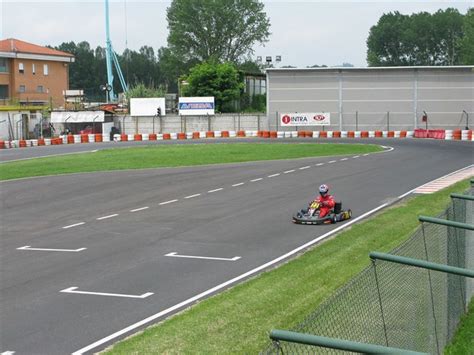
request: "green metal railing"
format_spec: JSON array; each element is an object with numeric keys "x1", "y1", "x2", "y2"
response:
[{"x1": 264, "y1": 188, "x2": 473, "y2": 354}]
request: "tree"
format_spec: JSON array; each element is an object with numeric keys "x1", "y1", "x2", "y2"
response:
[
  {"x1": 182, "y1": 61, "x2": 244, "y2": 112},
  {"x1": 166, "y1": 0, "x2": 270, "y2": 63},
  {"x1": 367, "y1": 9, "x2": 465, "y2": 66},
  {"x1": 459, "y1": 8, "x2": 474, "y2": 64}
]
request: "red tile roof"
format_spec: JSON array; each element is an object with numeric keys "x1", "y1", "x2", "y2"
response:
[{"x1": 0, "y1": 38, "x2": 74, "y2": 57}]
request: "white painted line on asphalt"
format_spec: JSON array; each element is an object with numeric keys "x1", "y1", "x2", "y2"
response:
[
  {"x1": 340, "y1": 158, "x2": 348, "y2": 161},
  {"x1": 2, "y1": 351, "x2": 15, "y2": 355},
  {"x1": 165, "y1": 252, "x2": 241, "y2": 262},
  {"x1": 284, "y1": 170, "x2": 295, "y2": 174},
  {"x1": 17, "y1": 246, "x2": 86, "y2": 252},
  {"x1": 316, "y1": 163, "x2": 324, "y2": 166},
  {"x1": 251, "y1": 178, "x2": 263, "y2": 182},
  {"x1": 208, "y1": 188, "x2": 223, "y2": 193},
  {"x1": 328, "y1": 160, "x2": 337, "y2": 164},
  {"x1": 232, "y1": 183, "x2": 245, "y2": 187},
  {"x1": 363, "y1": 153, "x2": 370, "y2": 156},
  {"x1": 353, "y1": 155, "x2": 360, "y2": 158},
  {"x1": 72, "y1": 200, "x2": 394, "y2": 355},
  {"x1": 159, "y1": 199, "x2": 178, "y2": 205},
  {"x1": 184, "y1": 194, "x2": 201, "y2": 199},
  {"x1": 62, "y1": 222, "x2": 85, "y2": 229},
  {"x1": 299, "y1": 166, "x2": 310, "y2": 170},
  {"x1": 60, "y1": 287, "x2": 153, "y2": 299},
  {"x1": 97, "y1": 214, "x2": 118, "y2": 220},
  {"x1": 130, "y1": 207, "x2": 149, "y2": 212},
  {"x1": 268, "y1": 173, "x2": 280, "y2": 178}
]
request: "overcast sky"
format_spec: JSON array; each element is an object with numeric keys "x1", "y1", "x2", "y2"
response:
[{"x1": 1, "y1": 0, "x2": 472, "y2": 68}]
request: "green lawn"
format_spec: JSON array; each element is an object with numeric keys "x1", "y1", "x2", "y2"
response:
[
  {"x1": 444, "y1": 299, "x2": 474, "y2": 355},
  {"x1": 0, "y1": 143, "x2": 382, "y2": 180},
  {"x1": 104, "y1": 179, "x2": 472, "y2": 354}
]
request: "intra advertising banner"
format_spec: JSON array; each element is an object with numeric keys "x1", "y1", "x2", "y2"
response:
[
  {"x1": 179, "y1": 97, "x2": 215, "y2": 116},
  {"x1": 280, "y1": 112, "x2": 330, "y2": 126}
]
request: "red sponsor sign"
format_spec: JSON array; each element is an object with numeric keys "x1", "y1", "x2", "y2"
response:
[{"x1": 280, "y1": 112, "x2": 330, "y2": 126}]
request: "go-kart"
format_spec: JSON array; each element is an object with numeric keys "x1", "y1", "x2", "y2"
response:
[{"x1": 292, "y1": 201, "x2": 352, "y2": 225}]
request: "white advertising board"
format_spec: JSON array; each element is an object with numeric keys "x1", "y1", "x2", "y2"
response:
[
  {"x1": 280, "y1": 112, "x2": 330, "y2": 126},
  {"x1": 130, "y1": 98, "x2": 166, "y2": 116},
  {"x1": 51, "y1": 111, "x2": 104, "y2": 123},
  {"x1": 179, "y1": 97, "x2": 215, "y2": 116}
]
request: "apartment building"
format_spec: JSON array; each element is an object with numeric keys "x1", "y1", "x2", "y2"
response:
[{"x1": 0, "y1": 38, "x2": 74, "y2": 108}]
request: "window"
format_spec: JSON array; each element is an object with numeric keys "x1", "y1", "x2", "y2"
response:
[
  {"x1": 19, "y1": 62, "x2": 24, "y2": 74},
  {"x1": 36, "y1": 85, "x2": 44, "y2": 93},
  {"x1": 19, "y1": 85, "x2": 26, "y2": 93},
  {"x1": 0, "y1": 58, "x2": 8, "y2": 72},
  {"x1": 0, "y1": 85, "x2": 8, "y2": 99},
  {"x1": 32, "y1": 63, "x2": 36, "y2": 74},
  {"x1": 43, "y1": 64, "x2": 49, "y2": 76}
]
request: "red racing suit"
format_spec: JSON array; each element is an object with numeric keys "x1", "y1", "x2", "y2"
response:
[{"x1": 313, "y1": 194, "x2": 335, "y2": 218}]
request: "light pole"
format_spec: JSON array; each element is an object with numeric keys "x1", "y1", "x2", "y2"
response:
[{"x1": 100, "y1": 84, "x2": 113, "y2": 103}]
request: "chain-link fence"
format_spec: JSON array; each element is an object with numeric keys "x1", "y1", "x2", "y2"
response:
[{"x1": 263, "y1": 188, "x2": 473, "y2": 354}]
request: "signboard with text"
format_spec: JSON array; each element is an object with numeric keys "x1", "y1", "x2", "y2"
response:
[
  {"x1": 280, "y1": 112, "x2": 330, "y2": 126},
  {"x1": 179, "y1": 97, "x2": 215, "y2": 116}
]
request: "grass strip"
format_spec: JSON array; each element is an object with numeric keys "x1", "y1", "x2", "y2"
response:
[
  {"x1": 105, "y1": 179, "x2": 472, "y2": 354},
  {"x1": 444, "y1": 298, "x2": 474, "y2": 355},
  {"x1": 0, "y1": 143, "x2": 382, "y2": 180}
]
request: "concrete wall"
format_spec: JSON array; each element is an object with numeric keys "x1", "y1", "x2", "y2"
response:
[
  {"x1": 113, "y1": 113, "x2": 268, "y2": 134},
  {"x1": 267, "y1": 66, "x2": 474, "y2": 131}
]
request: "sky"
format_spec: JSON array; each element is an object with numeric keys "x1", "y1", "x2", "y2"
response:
[{"x1": 1, "y1": 0, "x2": 472, "y2": 68}]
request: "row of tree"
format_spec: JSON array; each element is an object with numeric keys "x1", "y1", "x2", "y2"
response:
[
  {"x1": 52, "y1": 3, "x2": 473, "y2": 111},
  {"x1": 367, "y1": 8, "x2": 474, "y2": 66}
]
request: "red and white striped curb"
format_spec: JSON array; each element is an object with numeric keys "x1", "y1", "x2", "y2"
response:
[
  {"x1": 1, "y1": 129, "x2": 472, "y2": 149},
  {"x1": 413, "y1": 166, "x2": 474, "y2": 194}
]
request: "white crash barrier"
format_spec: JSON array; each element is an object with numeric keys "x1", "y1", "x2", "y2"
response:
[
  {"x1": 214, "y1": 130, "x2": 222, "y2": 138},
  {"x1": 229, "y1": 130, "x2": 236, "y2": 138},
  {"x1": 102, "y1": 134, "x2": 110, "y2": 142}
]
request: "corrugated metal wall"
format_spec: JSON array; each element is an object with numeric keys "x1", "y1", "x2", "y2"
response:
[{"x1": 267, "y1": 67, "x2": 474, "y2": 131}]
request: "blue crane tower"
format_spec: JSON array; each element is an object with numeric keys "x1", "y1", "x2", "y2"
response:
[{"x1": 104, "y1": 0, "x2": 128, "y2": 102}]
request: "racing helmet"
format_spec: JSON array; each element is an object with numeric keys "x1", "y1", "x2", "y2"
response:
[{"x1": 319, "y1": 184, "x2": 329, "y2": 196}]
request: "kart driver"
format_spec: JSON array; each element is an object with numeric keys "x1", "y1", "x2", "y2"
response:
[{"x1": 312, "y1": 184, "x2": 335, "y2": 218}]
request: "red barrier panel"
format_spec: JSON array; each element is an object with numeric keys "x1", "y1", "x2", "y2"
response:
[
  {"x1": 262, "y1": 131, "x2": 270, "y2": 138},
  {"x1": 297, "y1": 131, "x2": 306, "y2": 138},
  {"x1": 120, "y1": 134, "x2": 128, "y2": 141},
  {"x1": 149, "y1": 133, "x2": 157, "y2": 140},
  {"x1": 387, "y1": 131, "x2": 395, "y2": 138},
  {"x1": 134, "y1": 134, "x2": 143, "y2": 141},
  {"x1": 237, "y1": 130, "x2": 246, "y2": 137},
  {"x1": 206, "y1": 131, "x2": 214, "y2": 138},
  {"x1": 81, "y1": 134, "x2": 89, "y2": 143},
  {"x1": 333, "y1": 131, "x2": 341, "y2": 138},
  {"x1": 347, "y1": 131, "x2": 355, "y2": 138},
  {"x1": 0, "y1": 140, "x2": 5, "y2": 149},
  {"x1": 95, "y1": 134, "x2": 103, "y2": 142},
  {"x1": 414, "y1": 129, "x2": 428, "y2": 138},
  {"x1": 38, "y1": 138, "x2": 45, "y2": 146},
  {"x1": 177, "y1": 132, "x2": 186, "y2": 140},
  {"x1": 319, "y1": 131, "x2": 327, "y2": 138},
  {"x1": 428, "y1": 130, "x2": 445, "y2": 139},
  {"x1": 67, "y1": 135, "x2": 74, "y2": 144},
  {"x1": 221, "y1": 131, "x2": 230, "y2": 138},
  {"x1": 361, "y1": 131, "x2": 369, "y2": 138},
  {"x1": 374, "y1": 131, "x2": 383, "y2": 137},
  {"x1": 270, "y1": 131, "x2": 278, "y2": 138},
  {"x1": 305, "y1": 131, "x2": 313, "y2": 137},
  {"x1": 192, "y1": 132, "x2": 200, "y2": 139},
  {"x1": 400, "y1": 131, "x2": 407, "y2": 138},
  {"x1": 163, "y1": 133, "x2": 171, "y2": 140}
]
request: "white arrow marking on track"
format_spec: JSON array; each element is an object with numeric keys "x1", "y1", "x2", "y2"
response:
[
  {"x1": 17, "y1": 246, "x2": 86, "y2": 252},
  {"x1": 60, "y1": 287, "x2": 153, "y2": 299},
  {"x1": 165, "y1": 252, "x2": 241, "y2": 262}
]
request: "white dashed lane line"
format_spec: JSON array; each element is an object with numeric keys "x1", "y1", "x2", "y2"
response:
[
  {"x1": 316, "y1": 163, "x2": 324, "y2": 166},
  {"x1": 340, "y1": 158, "x2": 348, "y2": 161},
  {"x1": 299, "y1": 166, "x2": 310, "y2": 170},
  {"x1": 284, "y1": 170, "x2": 295, "y2": 174},
  {"x1": 363, "y1": 153, "x2": 370, "y2": 156},
  {"x1": 232, "y1": 183, "x2": 245, "y2": 187},
  {"x1": 159, "y1": 199, "x2": 178, "y2": 205},
  {"x1": 184, "y1": 194, "x2": 201, "y2": 199},
  {"x1": 208, "y1": 188, "x2": 223, "y2": 193},
  {"x1": 63, "y1": 222, "x2": 85, "y2": 229},
  {"x1": 353, "y1": 155, "x2": 360, "y2": 158},
  {"x1": 130, "y1": 207, "x2": 149, "y2": 212},
  {"x1": 268, "y1": 173, "x2": 280, "y2": 178},
  {"x1": 251, "y1": 178, "x2": 263, "y2": 182},
  {"x1": 328, "y1": 160, "x2": 337, "y2": 164},
  {"x1": 97, "y1": 214, "x2": 119, "y2": 220}
]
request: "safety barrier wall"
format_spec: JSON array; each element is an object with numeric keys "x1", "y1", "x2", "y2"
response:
[
  {"x1": 1, "y1": 129, "x2": 472, "y2": 149},
  {"x1": 262, "y1": 189, "x2": 474, "y2": 354}
]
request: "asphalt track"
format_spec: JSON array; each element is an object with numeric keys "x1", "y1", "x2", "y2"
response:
[{"x1": 0, "y1": 138, "x2": 473, "y2": 354}]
